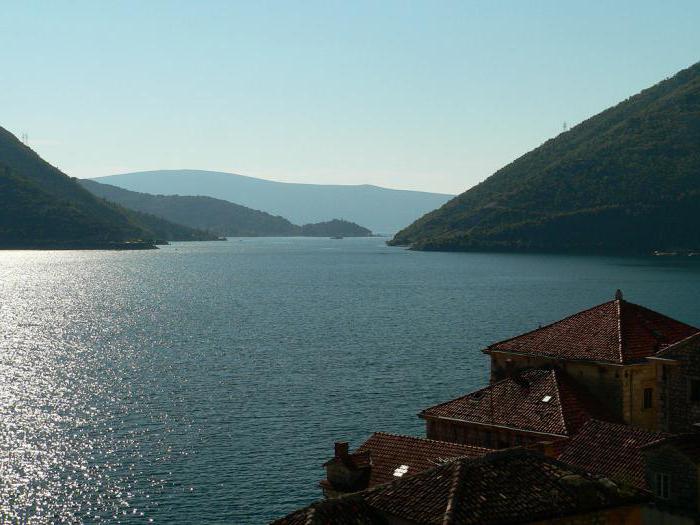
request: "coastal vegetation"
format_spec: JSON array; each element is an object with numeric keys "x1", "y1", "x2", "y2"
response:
[
  {"x1": 390, "y1": 62, "x2": 700, "y2": 253},
  {"x1": 0, "y1": 127, "x2": 216, "y2": 248},
  {"x1": 80, "y1": 179, "x2": 372, "y2": 237}
]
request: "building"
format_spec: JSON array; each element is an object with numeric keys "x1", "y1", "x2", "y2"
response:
[
  {"x1": 275, "y1": 449, "x2": 650, "y2": 525},
  {"x1": 650, "y1": 332, "x2": 700, "y2": 433},
  {"x1": 641, "y1": 433, "x2": 700, "y2": 519},
  {"x1": 320, "y1": 432, "x2": 490, "y2": 498},
  {"x1": 484, "y1": 291, "x2": 697, "y2": 430},
  {"x1": 420, "y1": 368, "x2": 613, "y2": 449}
]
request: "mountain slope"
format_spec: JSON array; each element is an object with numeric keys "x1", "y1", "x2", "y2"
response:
[
  {"x1": 91, "y1": 170, "x2": 452, "y2": 234},
  {"x1": 390, "y1": 62, "x2": 700, "y2": 253},
  {"x1": 0, "y1": 127, "x2": 157, "y2": 248},
  {"x1": 0, "y1": 127, "x2": 215, "y2": 247},
  {"x1": 80, "y1": 179, "x2": 372, "y2": 237},
  {"x1": 80, "y1": 179, "x2": 299, "y2": 236}
]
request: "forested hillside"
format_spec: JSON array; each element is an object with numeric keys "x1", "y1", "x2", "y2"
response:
[{"x1": 390, "y1": 62, "x2": 700, "y2": 253}]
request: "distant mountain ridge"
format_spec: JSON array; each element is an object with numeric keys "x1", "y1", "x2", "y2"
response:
[
  {"x1": 91, "y1": 170, "x2": 453, "y2": 234},
  {"x1": 80, "y1": 179, "x2": 372, "y2": 237},
  {"x1": 0, "y1": 126, "x2": 215, "y2": 248},
  {"x1": 390, "y1": 62, "x2": 700, "y2": 253}
]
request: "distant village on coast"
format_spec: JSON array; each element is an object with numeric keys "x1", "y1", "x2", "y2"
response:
[{"x1": 273, "y1": 291, "x2": 700, "y2": 524}]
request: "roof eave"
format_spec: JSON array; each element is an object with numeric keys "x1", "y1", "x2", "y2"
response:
[{"x1": 486, "y1": 348, "x2": 627, "y2": 367}]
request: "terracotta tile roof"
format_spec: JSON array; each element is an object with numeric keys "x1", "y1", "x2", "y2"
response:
[
  {"x1": 365, "y1": 449, "x2": 649, "y2": 525},
  {"x1": 485, "y1": 298, "x2": 698, "y2": 364},
  {"x1": 275, "y1": 449, "x2": 650, "y2": 525},
  {"x1": 641, "y1": 433, "x2": 700, "y2": 464},
  {"x1": 420, "y1": 368, "x2": 613, "y2": 437},
  {"x1": 270, "y1": 495, "x2": 387, "y2": 525},
  {"x1": 558, "y1": 419, "x2": 670, "y2": 489},
  {"x1": 354, "y1": 432, "x2": 491, "y2": 487}
]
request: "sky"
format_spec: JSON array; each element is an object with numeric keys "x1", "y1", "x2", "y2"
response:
[{"x1": 1, "y1": 1, "x2": 699, "y2": 194}]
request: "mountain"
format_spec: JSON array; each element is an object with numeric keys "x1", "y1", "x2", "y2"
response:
[
  {"x1": 0, "y1": 127, "x2": 214, "y2": 248},
  {"x1": 80, "y1": 179, "x2": 299, "y2": 236},
  {"x1": 0, "y1": 128, "x2": 152, "y2": 248},
  {"x1": 90, "y1": 170, "x2": 453, "y2": 234},
  {"x1": 80, "y1": 179, "x2": 372, "y2": 237},
  {"x1": 390, "y1": 62, "x2": 700, "y2": 253}
]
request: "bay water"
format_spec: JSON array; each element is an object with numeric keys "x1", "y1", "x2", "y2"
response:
[{"x1": 1, "y1": 237, "x2": 699, "y2": 523}]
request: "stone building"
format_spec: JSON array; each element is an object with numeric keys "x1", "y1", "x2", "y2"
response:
[
  {"x1": 641, "y1": 433, "x2": 700, "y2": 519},
  {"x1": 483, "y1": 291, "x2": 697, "y2": 430},
  {"x1": 275, "y1": 449, "x2": 650, "y2": 525},
  {"x1": 649, "y1": 332, "x2": 700, "y2": 433}
]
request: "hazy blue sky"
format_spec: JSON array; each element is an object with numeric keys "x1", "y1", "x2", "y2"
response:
[{"x1": 1, "y1": 1, "x2": 698, "y2": 193}]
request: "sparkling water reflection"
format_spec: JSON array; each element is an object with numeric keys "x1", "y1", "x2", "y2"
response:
[{"x1": 1, "y1": 239, "x2": 699, "y2": 523}]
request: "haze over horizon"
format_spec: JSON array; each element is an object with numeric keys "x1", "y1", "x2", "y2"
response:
[{"x1": 2, "y1": 1, "x2": 699, "y2": 194}]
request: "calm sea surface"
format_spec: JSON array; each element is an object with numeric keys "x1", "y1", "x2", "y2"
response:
[{"x1": 1, "y1": 237, "x2": 700, "y2": 524}]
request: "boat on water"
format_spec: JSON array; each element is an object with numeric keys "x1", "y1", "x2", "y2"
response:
[{"x1": 330, "y1": 235, "x2": 344, "y2": 240}]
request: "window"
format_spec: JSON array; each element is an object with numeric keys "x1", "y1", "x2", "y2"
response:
[
  {"x1": 643, "y1": 388, "x2": 653, "y2": 409},
  {"x1": 655, "y1": 473, "x2": 670, "y2": 499},
  {"x1": 690, "y1": 378, "x2": 700, "y2": 403}
]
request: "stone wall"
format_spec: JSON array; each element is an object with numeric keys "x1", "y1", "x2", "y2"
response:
[
  {"x1": 643, "y1": 445, "x2": 699, "y2": 515},
  {"x1": 656, "y1": 338, "x2": 700, "y2": 433}
]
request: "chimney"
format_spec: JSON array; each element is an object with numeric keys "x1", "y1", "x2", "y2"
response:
[
  {"x1": 334, "y1": 442, "x2": 349, "y2": 459},
  {"x1": 615, "y1": 289, "x2": 624, "y2": 301}
]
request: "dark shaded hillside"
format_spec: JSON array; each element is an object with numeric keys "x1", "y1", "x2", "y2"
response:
[
  {"x1": 0, "y1": 166, "x2": 153, "y2": 248},
  {"x1": 0, "y1": 127, "x2": 215, "y2": 247},
  {"x1": 0, "y1": 127, "x2": 148, "y2": 243},
  {"x1": 390, "y1": 62, "x2": 700, "y2": 253},
  {"x1": 80, "y1": 179, "x2": 373, "y2": 237}
]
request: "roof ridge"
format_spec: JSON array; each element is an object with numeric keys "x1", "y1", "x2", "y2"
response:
[
  {"x1": 485, "y1": 299, "x2": 617, "y2": 353},
  {"x1": 616, "y1": 299, "x2": 624, "y2": 364},
  {"x1": 442, "y1": 460, "x2": 463, "y2": 525},
  {"x1": 551, "y1": 370, "x2": 570, "y2": 435}
]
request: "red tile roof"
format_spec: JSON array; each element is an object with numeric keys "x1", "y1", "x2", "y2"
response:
[
  {"x1": 276, "y1": 449, "x2": 651, "y2": 525},
  {"x1": 354, "y1": 432, "x2": 491, "y2": 487},
  {"x1": 420, "y1": 368, "x2": 614, "y2": 437},
  {"x1": 558, "y1": 419, "x2": 669, "y2": 489},
  {"x1": 485, "y1": 298, "x2": 698, "y2": 364}
]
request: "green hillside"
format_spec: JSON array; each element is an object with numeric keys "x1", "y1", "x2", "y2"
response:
[
  {"x1": 390, "y1": 62, "x2": 700, "y2": 253},
  {"x1": 299, "y1": 219, "x2": 371, "y2": 237},
  {"x1": 0, "y1": 127, "x2": 214, "y2": 248},
  {"x1": 80, "y1": 179, "x2": 373, "y2": 237},
  {"x1": 80, "y1": 179, "x2": 299, "y2": 236}
]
